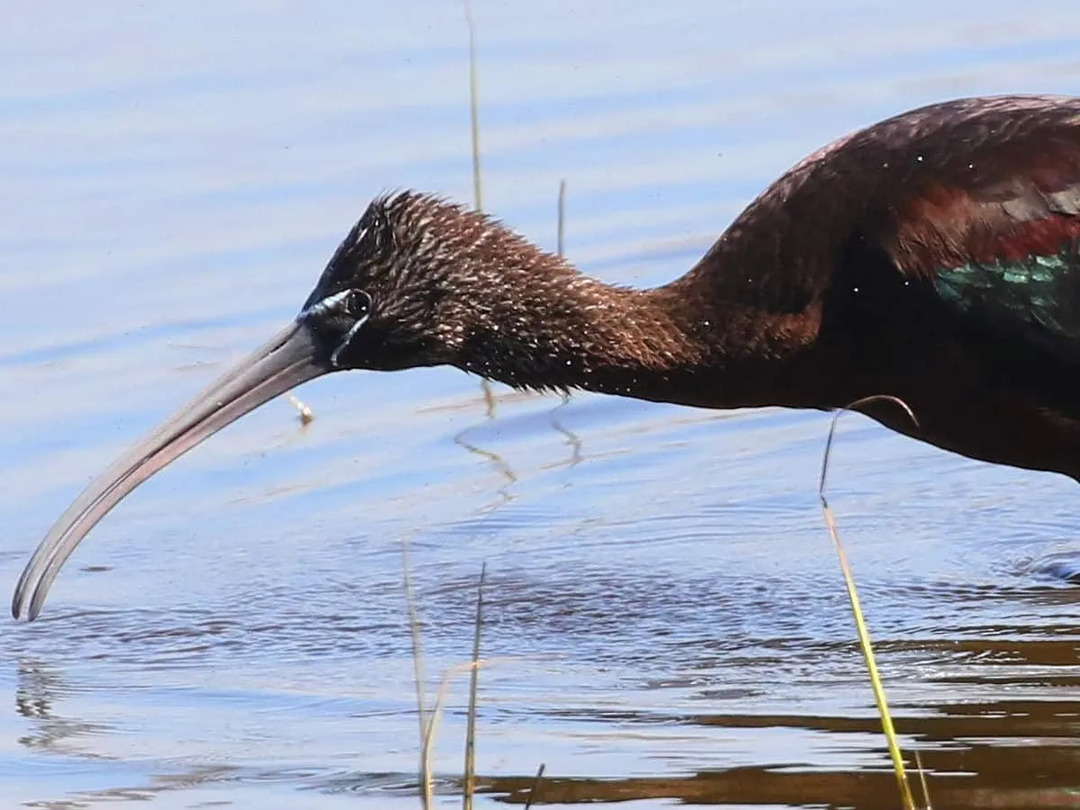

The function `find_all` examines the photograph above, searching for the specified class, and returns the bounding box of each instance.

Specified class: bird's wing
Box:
[695,97,1080,323]
[877,122,1080,365]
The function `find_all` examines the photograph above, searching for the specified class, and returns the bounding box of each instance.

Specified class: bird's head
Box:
[11,190,534,621]
[299,191,496,373]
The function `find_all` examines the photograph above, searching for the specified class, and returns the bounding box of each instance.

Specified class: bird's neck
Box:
[451,257,821,410]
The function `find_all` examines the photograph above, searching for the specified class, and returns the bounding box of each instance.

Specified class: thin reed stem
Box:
[819,394,920,810]
[557,180,566,257]
[463,563,487,809]
[401,539,433,809]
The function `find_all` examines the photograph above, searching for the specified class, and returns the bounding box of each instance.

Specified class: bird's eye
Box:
[342,289,372,320]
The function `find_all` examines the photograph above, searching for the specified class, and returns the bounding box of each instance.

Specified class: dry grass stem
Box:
[462,0,498,419]
[464,0,482,213]
[524,763,546,810]
[401,539,433,808]
[421,660,482,802]
[420,655,521,802]
[463,563,487,809]
[557,180,566,257]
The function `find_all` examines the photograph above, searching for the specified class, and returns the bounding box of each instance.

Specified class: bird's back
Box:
[677,95,1080,480]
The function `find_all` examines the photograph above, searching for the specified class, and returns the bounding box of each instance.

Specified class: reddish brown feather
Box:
[987,215,1080,264]
[881,123,1080,274]
[682,95,1080,309]
[891,185,1080,272]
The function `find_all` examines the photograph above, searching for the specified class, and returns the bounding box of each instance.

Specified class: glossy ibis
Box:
[14,94,1080,621]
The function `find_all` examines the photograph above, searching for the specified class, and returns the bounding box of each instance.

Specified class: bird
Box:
[13,94,1080,622]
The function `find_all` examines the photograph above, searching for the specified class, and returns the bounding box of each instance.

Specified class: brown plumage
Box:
[14,93,1080,621]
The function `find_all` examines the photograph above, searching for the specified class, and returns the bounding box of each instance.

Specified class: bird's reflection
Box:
[15,658,59,723]
[15,657,109,754]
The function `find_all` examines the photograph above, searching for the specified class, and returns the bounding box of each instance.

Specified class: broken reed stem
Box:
[403,551,504,809]
[481,378,497,418]
[422,660,479,795]
[819,394,920,810]
[463,564,487,810]
[283,393,314,423]
[524,763,546,810]
[401,539,434,809]
[421,654,520,803]
[557,180,566,257]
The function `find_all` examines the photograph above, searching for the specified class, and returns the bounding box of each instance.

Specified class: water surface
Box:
[2,2,1079,807]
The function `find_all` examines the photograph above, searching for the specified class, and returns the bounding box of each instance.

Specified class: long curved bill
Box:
[12,320,330,622]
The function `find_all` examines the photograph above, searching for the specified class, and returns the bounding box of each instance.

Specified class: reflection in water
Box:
[454,426,518,509]
[5,1,1080,808]
[303,591,1079,808]
[479,749,1079,808]
[549,398,584,469]
[15,657,111,754]
[25,764,238,810]
[318,682,1080,808]
[1021,548,1080,584]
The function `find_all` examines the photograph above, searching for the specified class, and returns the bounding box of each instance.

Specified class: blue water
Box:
[2,1,1079,807]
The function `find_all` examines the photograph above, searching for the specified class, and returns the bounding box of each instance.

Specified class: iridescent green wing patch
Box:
[934,245,1080,359]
